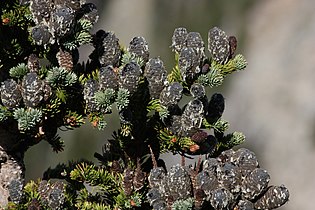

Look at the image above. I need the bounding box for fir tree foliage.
[46,67,77,88]
[116,88,130,111]
[0,105,11,121]
[0,0,290,209]
[13,107,42,131]
[9,63,29,79]
[94,88,116,113]
[171,198,194,210]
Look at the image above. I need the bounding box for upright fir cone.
[207,93,225,124]
[0,79,22,109]
[163,165,192,203]
[171,27,188,53]
[21,72,45,108]
[208,27,230,64]
[27,198,41,210]
[27,54,40,73]
[159,82,183,107]
[178,47,201,81]
[254,185,289,209]
[54,0,83,12]
[148,145,166,189]
[38,180,65,209]
[232,148,259,177]
[185,31,205,59]
[50,5,75,38]
[195,170,219,197]
[241,168,270,200]
[147,187,167,210]
[29,0,52,24]
[79,3,99,24]
[96,30,121,67]
[47,181,65,210]
[234,200,255,210]
[228,36,237,59]
[178,31,205,82]
[83,79,99,112]
[128,36,150,64]
[56,49,73,71]
[7,179,24,204]
[31,24,53,46]
[99,65,118,91]
[216,161,243,194]
[144,58,167,99]
[180,99,204,137]
[119,62,141,94]
[190,83,206,99]
[209,187,234,209]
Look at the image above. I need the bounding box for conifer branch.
[0,1,289,209]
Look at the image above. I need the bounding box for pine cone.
[47,181,65,210]
[254,185,289,209]
[203,158,220,174]
[133,165,146,191]
[56,49,73,71]
[50,5,75,38]
[54,0,83,11]
[196,148,288,209]
[207,93,225,123]
[148,167,166,188]
[43,80,52,101]
[228,36,237,59]
[79,3,99,24]
[181,99,204,136]
[190,83,206,99]
[38,180,65,210]
[168,115,182,135]
[146,147,289,210]
[97,31,121,67]
[171,27,188,53]
[21,72,45,108]
[162,165,192,202]
[235,200,255,210]
[208,27,230,64]
[241,168,270,200]
[27,54,40,73]
[128,36,150,64]
[29,0,52,24]
[99,65,118,91]
[7,179,24,204]
[83,79,99,112]
[191,130,208,143]
[119,62,141,94]
[195,170,219,196]
[232,148,259,177]
[31,24,53,46]
[27,198,42,210]
[178,47,201,81]
[147,188,166,209]
[159,82,183,107]
[0,79,22,109]
[144,58,167,99]
[217,162,242,193]
[185,31,205,58]
[210,187,234,210]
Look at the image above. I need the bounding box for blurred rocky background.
[24,0,315,209]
